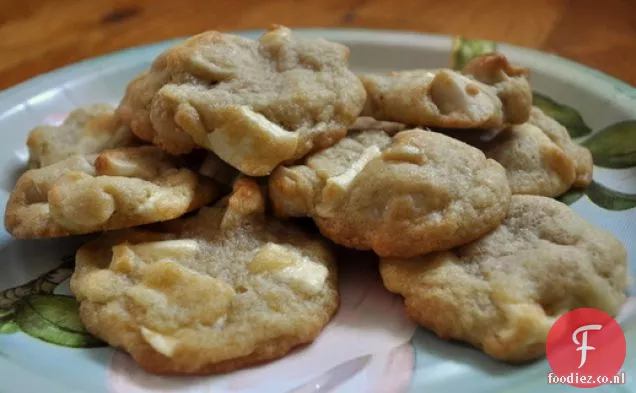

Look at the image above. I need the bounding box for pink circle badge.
[546,308,626,388]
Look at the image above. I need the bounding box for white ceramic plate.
[0,29,635,393]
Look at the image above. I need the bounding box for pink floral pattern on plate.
[107,253,418,393]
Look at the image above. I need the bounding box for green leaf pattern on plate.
[0,306,17,334]
[0,256,105,347]
[451,37,497,70]
[0,321,18,334]
[557,189,585,206]
[451,36,636,211]
[0,306,15,320]
[13,295,103,348]
[532,93,593,138]
[582,121,636,168]
[585,181,636,211]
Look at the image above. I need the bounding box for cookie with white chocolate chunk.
[380,195,627,362]
[4,146,217,238]
[360,53,532,129]
[70,178,338,375]
[526,106,593,188]
[269,128,511,257]
[116,25,366,176]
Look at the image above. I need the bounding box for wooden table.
[1,0,635,90]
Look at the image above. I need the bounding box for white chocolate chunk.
[324,146,381,196]
[140,327,179,357]
[125,286,167,310]
[277,259,329,296]
[98,154,157,179]
[249,243,328,295]
[316,145,381,216]
[429,71,497,120]
[188,52,238,80]
[205,106,299,176]
[248,243,296,273]
[259,24,292,46]
[129,240,200,263]
[382,144,423,164]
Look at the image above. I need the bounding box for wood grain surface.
[0,0,635,90]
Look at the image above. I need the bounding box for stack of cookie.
[4,25,627,374]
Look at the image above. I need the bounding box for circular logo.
[546,308,626,388]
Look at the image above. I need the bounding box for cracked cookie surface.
[269,128,511,257]
[71,178,338,375]
[4,146,217,238]
[380,195,627,362]
[116,25,366,176]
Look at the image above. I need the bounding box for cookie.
[70,178,339,375]
[439,105,593,196]
[471,123,577,197]
[360,53,532,129]
[4,146,217,238]
[527,106,593,188]
[116,25,366,176]
[380,195,628,362]
[26,105,139,168]
[269,128,511,257]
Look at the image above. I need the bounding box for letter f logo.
[572,324,602,368]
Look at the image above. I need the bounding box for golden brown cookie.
[116,25,366,176]
[438,105,593,196]
[360,53,532,130]
[4,146,217,238]
[527,106,593,188]
[380,195,628,362]
[70,178,339,375]
[26,105,139,168]
[475,123,577,197]
[269,128,511,257]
